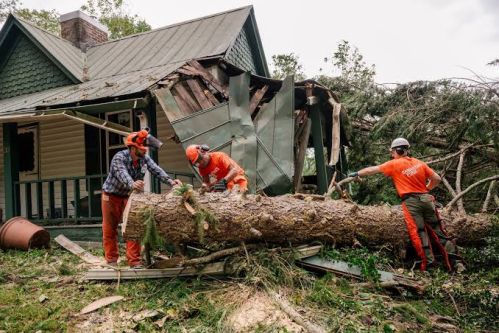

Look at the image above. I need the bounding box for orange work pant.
[227,176,248,192]
[101,192,141,266]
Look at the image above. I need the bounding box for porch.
[11,172,196,226]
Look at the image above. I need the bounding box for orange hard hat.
[126,130,148,152]
[186,145,201,164]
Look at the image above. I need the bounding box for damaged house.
[0,6,350,229]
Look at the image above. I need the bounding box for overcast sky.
[18,0,499,83]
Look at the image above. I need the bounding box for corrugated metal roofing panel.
[86,6,251,80]
[14,16,85,82]
[0,62,183,114]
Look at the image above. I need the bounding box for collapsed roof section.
[153,59,351,195]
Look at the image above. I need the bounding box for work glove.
[213,179,228,192]
[348,172,359,178]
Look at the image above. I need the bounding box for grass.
[0,239,498,332]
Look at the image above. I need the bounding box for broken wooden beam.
[249,85,269,116]
[186,60,228,98]
[186,79,214,109]
[173,83,201,112]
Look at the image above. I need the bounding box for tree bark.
[123,192,493,248]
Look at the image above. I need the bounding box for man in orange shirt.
[349,138,458,271]
[186,145,248,193]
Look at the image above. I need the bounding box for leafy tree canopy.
[0,0,151,39]
[270,53,305,81]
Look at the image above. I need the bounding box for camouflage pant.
[402,194,457,271]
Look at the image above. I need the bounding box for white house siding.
[155,104,199,192]
[16,116,87,219]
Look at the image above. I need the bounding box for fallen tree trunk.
[123,192,493,248]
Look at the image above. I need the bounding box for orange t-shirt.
[198,152,245,183]
[379,157,435,197]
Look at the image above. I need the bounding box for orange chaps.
[227,176,248,192]
[401,195,452,271]
[101,192,141,266]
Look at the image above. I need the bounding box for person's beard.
[136,149,145,158]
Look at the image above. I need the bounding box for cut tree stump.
[122,192,493,248]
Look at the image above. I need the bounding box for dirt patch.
[227,291,304,332]
[72,309,135,333]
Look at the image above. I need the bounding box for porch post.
[308,97,328,195]
[3,122,19,219]
[147,100,160,194]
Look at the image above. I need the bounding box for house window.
[106,110,133,170]
[18,125,38,174]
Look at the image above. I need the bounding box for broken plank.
[85,261,226,280]
[186,79,214,109]
[177,67,199,76]
[187,60,228,98]
[173,83,201,112]
[55,234,103,265]
[172,91,194,115]
[249,85,269,116]
[203,87,220,105]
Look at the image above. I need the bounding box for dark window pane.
[18,131,35,172]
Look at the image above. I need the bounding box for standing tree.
[270,53,306,81]
[0,0,151,39]
[81,0,151,39]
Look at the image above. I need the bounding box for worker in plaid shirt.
[101,130,181,268]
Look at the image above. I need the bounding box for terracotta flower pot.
[0,216,50,250]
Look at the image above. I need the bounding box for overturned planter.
[0,216,50,250]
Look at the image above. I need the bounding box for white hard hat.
[390,138,410,149]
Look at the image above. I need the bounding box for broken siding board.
[173,83,201,112]
[172,91,194,116]
[54,234,103,265]
[186,79,213,109]
[329,98,341,166]
[249,85,269,116]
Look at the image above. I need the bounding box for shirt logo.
[402,164,422,177]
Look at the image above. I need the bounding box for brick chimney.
[59,10,108,50]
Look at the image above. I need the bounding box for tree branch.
[482,180,496,212]
[455,151,466,214]
[446,175,499,209]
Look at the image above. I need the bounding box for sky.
[16,0,499,84]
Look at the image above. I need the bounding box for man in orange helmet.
[101,129,181,268]
[348,138,461,271]
[185,144,248,193]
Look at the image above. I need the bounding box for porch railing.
[13,171,197,225]
[14,174,107,225]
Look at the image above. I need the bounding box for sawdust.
[227,291,304,332]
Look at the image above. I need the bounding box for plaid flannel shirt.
[102,149,173,196]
